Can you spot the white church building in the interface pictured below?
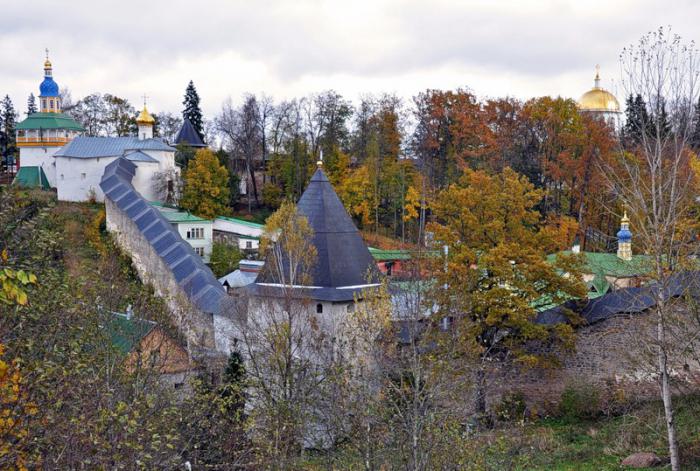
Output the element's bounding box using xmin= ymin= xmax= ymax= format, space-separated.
xmin=15 ymin=54 xmax=178 ymax=203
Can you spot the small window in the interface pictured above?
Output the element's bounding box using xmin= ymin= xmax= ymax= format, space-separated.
xmin=195 ymin=247 xmax=205 ymax=257
xmin=245 ymin=240 xmax=253 ymax=249
xmin=80 ymin=173 xmax=86 ymax=180
xmin=186 ymin=230 xmax=191 ymax=239
xmin=174 ymin=382 xmax=184 ymax=390
xmin=49 ymin=99 xmax=54 ymax=109
xmin=316 ymin=303 xmax=323 ymax=314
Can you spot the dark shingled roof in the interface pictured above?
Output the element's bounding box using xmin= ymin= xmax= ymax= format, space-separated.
xmin=174 ymin=118 xmax=206 ymax=148
xmin=99 ymin=157 xmax=226 ymax=315
xmin=535 ymin=272 xmax=700 ymax=326
xmin=252 ymin=167 xmax=379 ymax=302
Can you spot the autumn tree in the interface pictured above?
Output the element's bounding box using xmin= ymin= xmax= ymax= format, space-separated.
xmin=429 ymin=168 xmax=585 ymax=415
xmin=235 ymin=201 xmax=324 ymax=468
xmin=103 ymin=94 xmax=135 ymax=136
xmin=180 ymin=148 xmax=231 ymax=219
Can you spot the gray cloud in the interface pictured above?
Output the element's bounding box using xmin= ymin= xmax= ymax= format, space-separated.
xmin=1 ymin=0 xmax=699 ymax=116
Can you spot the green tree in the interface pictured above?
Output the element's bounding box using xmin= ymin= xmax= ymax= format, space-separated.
xmin=0 ymin=95 xmax=17 ymax=164
xmin=27 ymin=93 xmax=37 ymax=115
xmin=183 ymin=80 xmax=204 ymax=141
xmin=181 ymin=352 xmax=251 ymax=467
xmin=209 ymin=242 xmax=243 ymax=277
xmin=181 ymin=148 xmax=231 ymax=219
xmin=103 ymin=94 xmax=135 ymax=137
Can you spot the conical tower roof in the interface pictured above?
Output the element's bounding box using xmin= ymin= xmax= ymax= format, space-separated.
xmin=174 ymin=118 xmax=206 ymax=147
xmin=253 ymin=167 xmax=379 ymax=301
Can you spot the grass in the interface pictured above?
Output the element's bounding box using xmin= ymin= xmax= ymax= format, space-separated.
xmin=301 ymin=394 xmax=700 ymax=470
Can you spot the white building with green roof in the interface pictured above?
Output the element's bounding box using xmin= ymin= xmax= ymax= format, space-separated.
xmin=15 ymin=54 xmax=84 ymax=189
xmin=153 ymin=204 xmax=213 ymax=262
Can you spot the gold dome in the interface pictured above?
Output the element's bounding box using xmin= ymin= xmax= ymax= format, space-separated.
xmin=578 ymin=66 xmax=620 ymax=113
xmin=579 ymin=88 xmax=620 ymax=112
xmin=136 ymin=106 xmax=155 ymax=125
xmin=44 ymin=59 xmax=52 ymax=69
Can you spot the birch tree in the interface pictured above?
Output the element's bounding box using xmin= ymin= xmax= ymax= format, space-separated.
xmin=602 ymin=27 xmax=700 ymax=471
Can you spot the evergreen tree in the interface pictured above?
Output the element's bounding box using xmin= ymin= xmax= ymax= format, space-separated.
xmin=690 ymin=97 xmax=700 ymax=151
xmin=653 ymin=98 xmax=672 ymax=140
xmin=623 ymin=94 xmax=652 ymax=147
xmin=27 ymin=93 xmax=38 ymax=115
xmin=182 ymin=81 xmax=204 ymax=142
xmin=0 ymin=95 xmax=17 ymax=164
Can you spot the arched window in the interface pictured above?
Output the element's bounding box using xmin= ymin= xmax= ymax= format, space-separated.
xmin=316 ymin=303 xmax=323 ymax=314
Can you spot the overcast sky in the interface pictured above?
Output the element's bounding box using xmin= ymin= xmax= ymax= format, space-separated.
xmin=2 ymin=0 xmax=699 ymax=118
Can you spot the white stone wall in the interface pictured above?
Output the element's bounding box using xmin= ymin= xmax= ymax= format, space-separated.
xmin=105 ymin=197 xmax=217 ymax=350
xmin=56 ymin=155 xmax=118 ymax=202
xmin=173 ymin=221 xmax=213 ymax=262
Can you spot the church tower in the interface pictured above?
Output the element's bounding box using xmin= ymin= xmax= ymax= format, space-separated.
xmin=14 ymin=52 xmax=83 ymax=189
xmin=617 ymin=211 xmax=632 ymax=261
xmin=136 ymin=104 xmax=155 ymax=140
xmin=39 ymin=50 xmax=61 ymax=113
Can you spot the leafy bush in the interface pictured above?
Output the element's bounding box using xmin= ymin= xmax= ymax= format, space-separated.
xmin=209 ymin=242 xmax=243 ymax=278
xmin=558 ymin=381 xmax=600 ymax=421
xmin=261 ymin=182 xmax=282 ymax=209
xmin=494 ymin=391 xmax=527 ymax=422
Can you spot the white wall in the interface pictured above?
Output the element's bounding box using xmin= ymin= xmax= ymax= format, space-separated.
xmin=173 ymin=221 xmax=213 ymax=262
xmin=19 ymin=146 xmax=61 ymax=187
xmin=132 ymin=162 xmax=160 ymax=202
xmin=213 ymin=218 xmax=263 ymax=238
xmin=55 ymin=155 xmax=118 ymax=202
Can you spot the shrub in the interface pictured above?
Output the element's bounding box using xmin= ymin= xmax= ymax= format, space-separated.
xmin=261 ymin=182 xmax=282 ymax=209
xmin=558 ymin=381 xmax=600 ymax=421
xmin=494 ymin=391 xmax=527 ymax=422
xmin=209 ymin=242 xmax=243 ymax=278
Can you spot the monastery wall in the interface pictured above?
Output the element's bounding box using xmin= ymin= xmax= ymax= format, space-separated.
xmin=105 ymin=197 xmax=217 ymax=349
xmin=101 ymin=157 xmax=238 ymax=356
xmin=486 ymin=309 xmax=700 ymax=414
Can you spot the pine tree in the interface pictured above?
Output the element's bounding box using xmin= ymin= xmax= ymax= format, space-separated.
xmin=27 ymin=93 xmax=37 ymax=115
xmin=623 ymin=94 xmax=652 ymax=147
xmin=0 ymin=95 xmax=17 ymax=163
xmin=182 ymin=81 xmax=204 ymax=142
xmin=690 ymin=97 xmax=700 ymax=151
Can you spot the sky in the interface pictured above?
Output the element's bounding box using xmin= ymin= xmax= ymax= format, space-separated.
xmin=2 ymin=0 xmax=700 ymax=118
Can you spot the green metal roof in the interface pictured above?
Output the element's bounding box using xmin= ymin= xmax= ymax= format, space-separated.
xmin=160 ymin=210 xmax=211 ymax=224
xmin=216 ymin=215 xmax=265 ymax=229
xmin=369 ymin=247 xmax=413 ymax=261
xmin=16 ymin=112 xmax=84 ymax=131
xmin=13 ymin=166 xmax=50 ymax=190
xmin=104 ymin=312 xmax=156 ymax=355
xmin=548 ymin=250 xmax=651 ymax=278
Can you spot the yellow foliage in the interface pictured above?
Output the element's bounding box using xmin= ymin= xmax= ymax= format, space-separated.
xmin=180 ymin=149 xmax=231 ymax=219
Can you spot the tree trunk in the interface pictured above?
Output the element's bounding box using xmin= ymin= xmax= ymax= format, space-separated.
xmin=657 ymin=301 xmax=680 ymax=471
xmin=475 ymin=367 xmax=487 ymax=417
